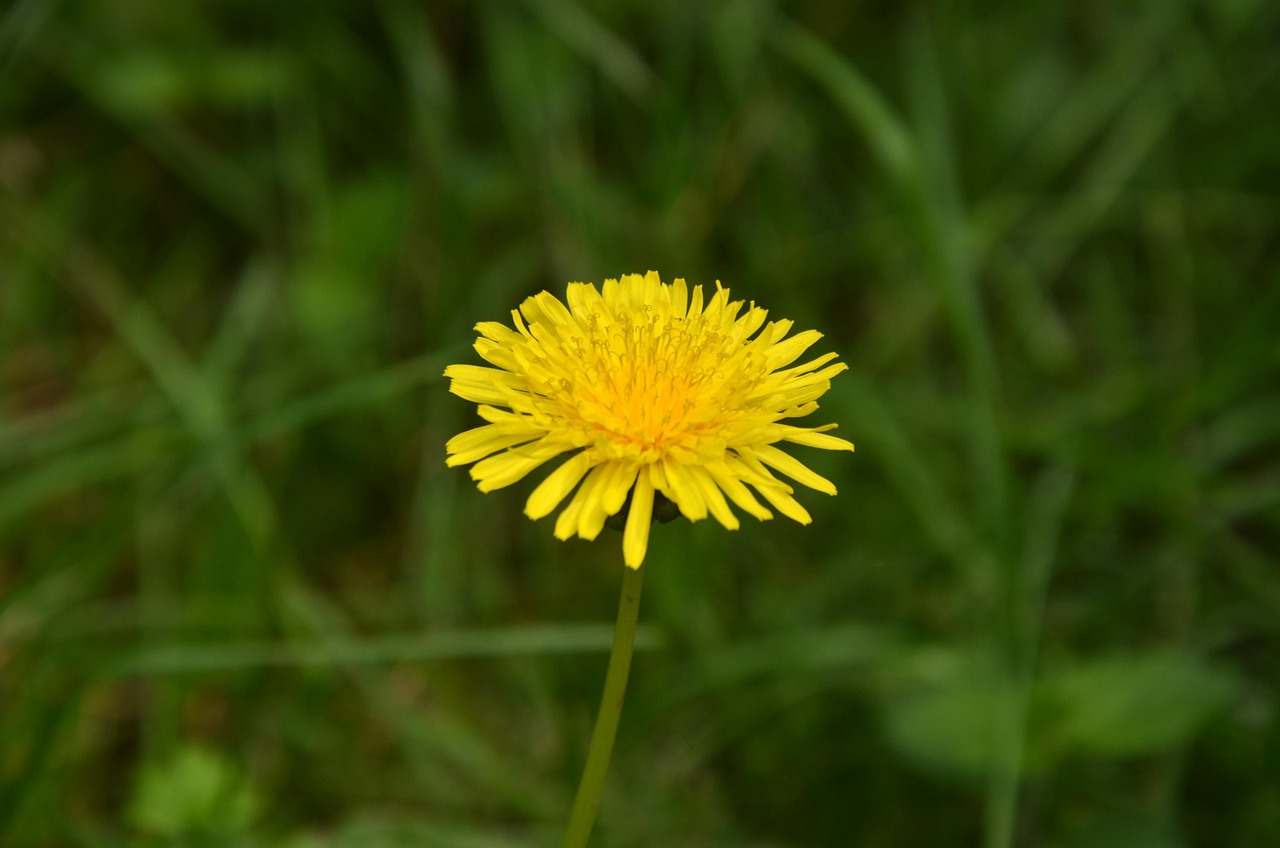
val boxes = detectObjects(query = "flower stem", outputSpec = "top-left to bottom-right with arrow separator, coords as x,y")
561,564 -> 646,848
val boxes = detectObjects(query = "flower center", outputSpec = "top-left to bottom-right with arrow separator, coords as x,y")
534,306 -> 766,461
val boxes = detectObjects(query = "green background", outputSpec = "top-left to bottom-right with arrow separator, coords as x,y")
3,1 -> 1278,846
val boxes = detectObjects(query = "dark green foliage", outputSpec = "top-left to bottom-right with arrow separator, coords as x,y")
2,1 -> 1277,845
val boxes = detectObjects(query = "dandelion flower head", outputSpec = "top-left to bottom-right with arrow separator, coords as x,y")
444,271 -> 854,568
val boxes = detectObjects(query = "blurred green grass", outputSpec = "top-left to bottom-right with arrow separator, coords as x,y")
2,1 -> 1279,846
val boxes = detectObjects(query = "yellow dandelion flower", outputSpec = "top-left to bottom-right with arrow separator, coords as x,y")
444,271 -> 854,568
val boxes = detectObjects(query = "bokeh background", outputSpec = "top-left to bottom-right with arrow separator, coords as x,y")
3,1 -> 1279,846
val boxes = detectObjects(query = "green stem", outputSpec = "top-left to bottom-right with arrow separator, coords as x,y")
561,564 -> 646,848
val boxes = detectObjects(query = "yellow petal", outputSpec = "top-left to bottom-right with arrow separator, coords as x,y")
754,482 -> 813,524
475,321 -> 523,343
725,453 -> 794,495
775,351 -> 840,380
471,442 -> 563,492
705,460 -> 773,521
579,462 -> 637,541
444,364 -> 517,406
600,277 -> 622,310
661,458 -> 708,521
475,404 -> 522,424
765,329 -> 823,369
525,452 -> 594,519
780,428 -> 855,452
446,424 -> 542,467
669,277 -> 688,318
520,290 -> 575,329
565,282 -> 610,322
731,304 -> 769,344
474,338 -> 520,370
689,465 -> 739,530
623,469 -> 656,568
555,466 -> 605,539
701,285 -> 731,324
687,283 -> 705,318
751,444 -> 838,494
600,461 -> 639,515
638,271 -> 661,311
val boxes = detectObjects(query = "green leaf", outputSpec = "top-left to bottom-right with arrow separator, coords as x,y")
128,746 -> 261,838
1046,813 -> 1186,848
884,679 -> 1007,777
881,648 -> 1237,780
1047,650 -> 1237,757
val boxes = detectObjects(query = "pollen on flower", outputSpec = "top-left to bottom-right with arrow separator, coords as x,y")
444,271 -> 854,568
